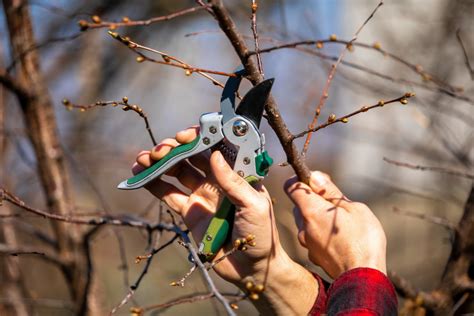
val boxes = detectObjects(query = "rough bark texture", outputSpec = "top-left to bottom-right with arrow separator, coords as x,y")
2,0 -> 95,314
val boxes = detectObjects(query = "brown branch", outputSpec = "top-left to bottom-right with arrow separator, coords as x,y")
208,234 -> 256,270
209,0 -> 311,183
135,292 -> 244,314
0,243 -> 64,267
183,30 -> 472,104
2,1 -> 94,313
1,187 -> 235,314
62,97 -> 157,146
1,188 -> 176,231
302,0 -> 384,155
246,35 -> 473,105
292,93 -> 414,140
250,1 -> 263,76
383,157 -> 474,180
0,68 -> 32,103
456,29 -> 474,80
181,233 -> 236,316
170,264 -> 197,287
108,31 -> 235,88
77,5 -> 207,31
252,39 -> 462,94
111,234 -> 181,314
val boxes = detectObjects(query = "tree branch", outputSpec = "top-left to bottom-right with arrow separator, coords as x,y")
302,0 -> 384,155
209,0 -> 311,182
77,5 -> 207,31
384,157 -> 474,180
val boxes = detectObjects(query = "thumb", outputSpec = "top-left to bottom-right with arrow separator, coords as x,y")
210,151 -> 260,207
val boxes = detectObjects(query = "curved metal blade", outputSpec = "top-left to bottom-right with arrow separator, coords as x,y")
235,78 -> 274,128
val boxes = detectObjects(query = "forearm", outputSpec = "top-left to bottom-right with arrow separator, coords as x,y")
239,250 -> 319,315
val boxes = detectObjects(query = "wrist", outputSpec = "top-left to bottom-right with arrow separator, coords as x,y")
238,248 -> 319,315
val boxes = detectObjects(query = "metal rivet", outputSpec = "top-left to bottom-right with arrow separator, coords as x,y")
209,126 -> 217,134
203,137 -> 210,145
237,170 -> 244,177
232,120 -> 248,136
243,157 -> 251,165
206,235 -> 213,241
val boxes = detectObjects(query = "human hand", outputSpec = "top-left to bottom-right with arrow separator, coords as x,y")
284,171 -> 387,279
133,127 -> 318,314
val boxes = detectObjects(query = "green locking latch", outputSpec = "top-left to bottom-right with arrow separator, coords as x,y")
255,151 -> 273,177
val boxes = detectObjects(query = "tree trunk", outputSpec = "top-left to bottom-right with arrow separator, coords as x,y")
2,0 -> 97,314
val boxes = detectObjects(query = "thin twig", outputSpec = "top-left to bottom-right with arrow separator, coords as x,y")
108,31 -> 236,84
62,97 -> 157,146
181,236 -> 236,316
135,292 -> 244,314
170,264 -> 197,287
250,1 -> 264,76
292,93 -> 414,140
456,29 -> 474,80
186,32 -> 471,104
383,157 -> 474,180
392,207 -> 456,231
110,235 -> 181,315
77,6 -> 207,31
208,235 -> 256,270
302,0 -> 384,155
0,243 -> 63,267
1,188 -> 174,231
251,38 -> 462,93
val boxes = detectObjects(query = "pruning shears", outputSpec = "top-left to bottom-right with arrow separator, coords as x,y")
117,68 -> 274,262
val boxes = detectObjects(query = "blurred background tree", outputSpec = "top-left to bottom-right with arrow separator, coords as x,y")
0,0 -> 472,315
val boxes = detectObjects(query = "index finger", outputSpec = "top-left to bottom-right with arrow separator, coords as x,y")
175,125 -> 199,144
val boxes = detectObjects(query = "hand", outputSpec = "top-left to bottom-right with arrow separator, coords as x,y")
284,171 -> 387,279
133,127 -> 318,315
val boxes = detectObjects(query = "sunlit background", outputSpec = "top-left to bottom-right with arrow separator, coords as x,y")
1,0 -> 473,314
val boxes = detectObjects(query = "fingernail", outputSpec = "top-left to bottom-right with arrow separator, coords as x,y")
311,172 -> 327,187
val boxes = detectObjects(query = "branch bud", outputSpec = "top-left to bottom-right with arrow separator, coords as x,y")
91,15 -> 101,24
249,293 -> 259,300
77,20 -> 89,31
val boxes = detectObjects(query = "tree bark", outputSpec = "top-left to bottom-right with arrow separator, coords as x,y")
2,0 -> 96,314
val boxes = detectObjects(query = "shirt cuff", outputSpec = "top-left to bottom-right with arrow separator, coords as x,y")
326,267 -> 398,316
308,273 -> 328,315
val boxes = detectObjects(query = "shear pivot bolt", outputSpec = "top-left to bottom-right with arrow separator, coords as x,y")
203,137 -> 210,145
209,126 -> 217,134
206,235 -> 213,241
233,120 -> 248,136
243,157 -> 251,165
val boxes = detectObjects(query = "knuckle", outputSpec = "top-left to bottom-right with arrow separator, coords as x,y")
312,170 -> 331,181
283,176 -> 298,193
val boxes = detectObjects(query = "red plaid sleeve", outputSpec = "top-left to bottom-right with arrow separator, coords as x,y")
309,268 -> 398,316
